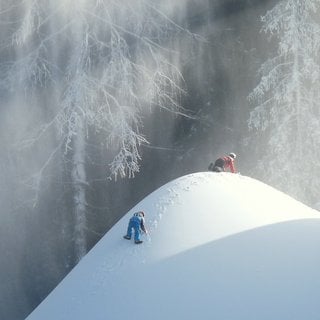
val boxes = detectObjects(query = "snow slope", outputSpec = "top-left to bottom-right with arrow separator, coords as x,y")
26,172 -> 320,320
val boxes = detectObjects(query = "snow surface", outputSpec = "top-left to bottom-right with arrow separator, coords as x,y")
26,172 -> 320,320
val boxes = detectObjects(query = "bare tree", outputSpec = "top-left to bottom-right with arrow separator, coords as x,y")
248,0 -> 320,205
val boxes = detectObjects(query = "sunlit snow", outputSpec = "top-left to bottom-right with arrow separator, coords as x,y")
26,172 -> 320,320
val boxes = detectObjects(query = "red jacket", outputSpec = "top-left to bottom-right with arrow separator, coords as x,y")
222,156 -> 236,173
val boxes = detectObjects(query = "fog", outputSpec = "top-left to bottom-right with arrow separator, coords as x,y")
0,0 -> 319,319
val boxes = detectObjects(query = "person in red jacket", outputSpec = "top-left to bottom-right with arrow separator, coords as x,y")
208,153 -> 237,173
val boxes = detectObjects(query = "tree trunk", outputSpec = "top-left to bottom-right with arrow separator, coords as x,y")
72,117 -> 87,262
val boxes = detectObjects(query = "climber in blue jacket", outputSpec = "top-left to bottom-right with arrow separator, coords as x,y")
123,211 -> 147,244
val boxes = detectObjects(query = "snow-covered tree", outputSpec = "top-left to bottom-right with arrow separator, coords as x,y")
5,0 -> 190,177
0,0 -> 196,260
248,0 -> 320,206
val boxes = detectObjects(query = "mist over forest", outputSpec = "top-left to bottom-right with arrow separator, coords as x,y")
0,0 -> 319,319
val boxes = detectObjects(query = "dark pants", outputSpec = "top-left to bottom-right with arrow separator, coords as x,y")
209,158 -> 225,172
213,166 -> 224,172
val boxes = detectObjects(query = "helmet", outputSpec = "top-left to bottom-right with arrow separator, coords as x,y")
229,152 -> 236,159
134,211 -> 144,217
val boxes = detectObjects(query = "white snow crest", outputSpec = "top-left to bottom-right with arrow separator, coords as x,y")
26,172 -> 320,320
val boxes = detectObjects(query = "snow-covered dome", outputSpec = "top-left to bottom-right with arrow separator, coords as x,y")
26,172 -> 320,320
